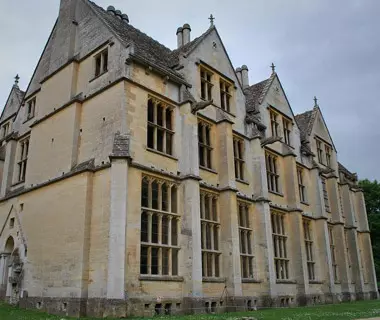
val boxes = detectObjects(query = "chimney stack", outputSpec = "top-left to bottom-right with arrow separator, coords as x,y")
241,65 -> 249,88
235,68 -> 242,86
182,23 -> 191,45
107,6 -> 116,15
176,27 -> 183,48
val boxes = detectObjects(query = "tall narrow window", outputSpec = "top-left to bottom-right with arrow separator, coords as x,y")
238,202 -> 254,279
200,68 -> 213,100
140,176 -> 179,276
147,97 -> 174,155
329,226 -> 338,282
269,109 -> 279,137
200,191 -> 220,278
316,140 -> 323,164
198,120 -> 212,169
297,167 -> 306,203
17,138 -> 29,182
271,211 -> 289,280
321,177 -> 330,212
220,79 -> 231,112
345,230 -> 354,283
266,152 -> 280,193
325,145 -> 331,167
282,118 -> 291,146
26,98 -> 36,120
2,122 -> 9,138
94,49 -> 108,77
233,137 -> 245,180
303,219 -> 315,281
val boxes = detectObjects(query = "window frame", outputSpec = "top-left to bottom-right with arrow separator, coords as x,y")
200,67 -> 213,101
26,97 -> 36,120
282,117 -> 292,146
325,145 -> 332,167
321,177 -> 330,212
198,119 -> 213,169
328,226 -> 338,282
266,152 -> 280,194
140,175 -> 180,276
94,48 -> 108,78
16,137 -> 30,183
269,109 -> 280,137
233,136 -> 245,181
219,78 -> 232,113
147,97 -> 174,156
238,202 -> 254,279
271,211 -> 289,280
303,219 -> 315,281
200,190 -> 221,278
297,166 -> 307,203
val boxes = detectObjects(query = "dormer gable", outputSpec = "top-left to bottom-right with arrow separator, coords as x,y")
0,80 -> 25,125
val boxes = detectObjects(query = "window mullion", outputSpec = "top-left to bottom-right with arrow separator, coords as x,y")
153,102 -> 158,149
148,212 -> 153,243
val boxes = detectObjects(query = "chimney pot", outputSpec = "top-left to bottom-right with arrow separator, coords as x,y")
107,5 -> 116,14
235,68 -> 242,86
182,23 -> 191,45
241,65 -> 249,88
121,13 -> 129,23
115,10 -> 122,19
176,27 -> 183,48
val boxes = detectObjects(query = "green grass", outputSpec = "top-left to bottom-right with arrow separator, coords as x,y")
1,300 -> 380,320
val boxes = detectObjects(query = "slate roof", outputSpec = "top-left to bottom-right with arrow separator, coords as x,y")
338,162 -> 357,180
243,71 -> 278,113
88,1 -> 184,79
294,108 -> 317,141
0,85 -> 25,123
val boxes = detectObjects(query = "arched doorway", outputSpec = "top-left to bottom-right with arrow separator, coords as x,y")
0,236 -> 14,298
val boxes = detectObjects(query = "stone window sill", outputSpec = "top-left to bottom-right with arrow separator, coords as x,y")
309,280 -> 323,284
300,201 -> 310,206
334,281 -> 341,284
89,70 -> 108,83
236,178 -> 249,185
199,166 -> 217,175
269,190 -> 284,197
242,279 -> 261,284
276,280 -> 297,284
139,275 -> 184,282
146,147 -> 178,161
202,277 -> 226,283
11,180 -> 25,188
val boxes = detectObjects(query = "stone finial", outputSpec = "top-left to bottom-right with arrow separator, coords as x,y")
209,14 -> 215,26
14,74 -> 20,86
271,62 -> 276,74
314,96 -> 318,107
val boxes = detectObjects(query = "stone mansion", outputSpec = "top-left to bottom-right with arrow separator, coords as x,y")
0,0 -> 377,317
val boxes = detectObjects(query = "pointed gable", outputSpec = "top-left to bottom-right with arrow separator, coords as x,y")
295,108 -> 317,142
0,84 -> 25,123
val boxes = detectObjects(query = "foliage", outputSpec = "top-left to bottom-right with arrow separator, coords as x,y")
359,179 -> 380,281
2,300 -> 380,320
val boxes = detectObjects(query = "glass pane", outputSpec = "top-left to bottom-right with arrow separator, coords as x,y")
171,219 -> 178,246
166,133 -> 172,155
172,249 -> 178,276
166,109 -> 172,130
151,247 -> 159,275
171,187 -> 177,213
161,184 -> 168,211
148,99 -> 154,122
147,125 -> 154,149
141,179 -> 149,207
152,181 -> 159,209
162,216 -> 169,245
152,214 -> 158,243
141,212 -> 148,242
157,104 -> 163,126
140,246 -> 148,274
162,248 -> 169,275
157,129 -> 164,152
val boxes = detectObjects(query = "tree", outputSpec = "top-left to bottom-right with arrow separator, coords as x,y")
359,179 -> 380,283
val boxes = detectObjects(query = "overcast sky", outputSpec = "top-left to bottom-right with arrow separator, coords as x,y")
0,0 -> 379,180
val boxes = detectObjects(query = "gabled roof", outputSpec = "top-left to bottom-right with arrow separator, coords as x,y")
244,78 -> 272,113
0,85 -> 25,123
169,26 -> 215,67
88,1 -> 184,80
338,162 -> 357,180
295,107 -> 317,141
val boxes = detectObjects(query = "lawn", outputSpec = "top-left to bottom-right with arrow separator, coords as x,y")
1,300 -> 380,320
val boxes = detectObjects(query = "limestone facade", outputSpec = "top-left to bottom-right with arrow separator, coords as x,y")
0,0 -> 377,317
